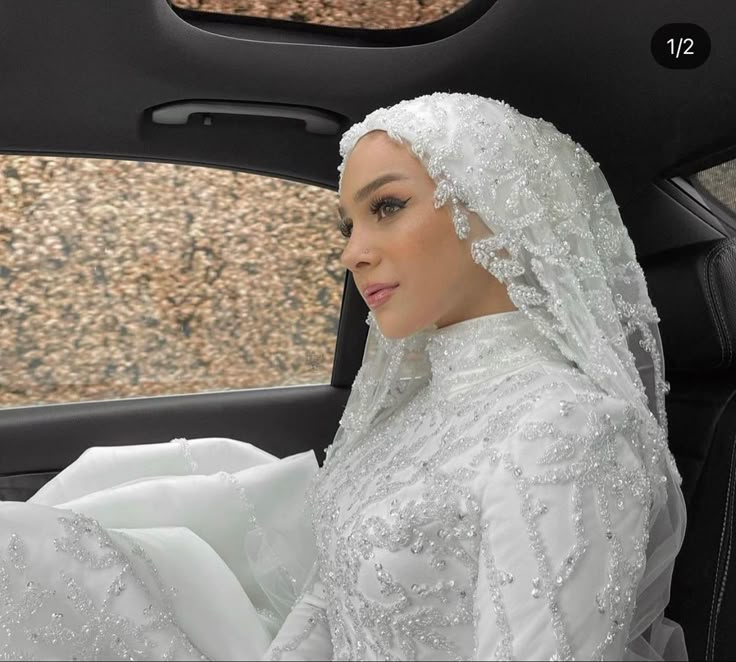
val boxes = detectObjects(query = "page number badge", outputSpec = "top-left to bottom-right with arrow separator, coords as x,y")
651,24 -> 710,69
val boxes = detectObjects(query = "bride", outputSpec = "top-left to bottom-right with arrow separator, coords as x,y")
0,93 -> 687,661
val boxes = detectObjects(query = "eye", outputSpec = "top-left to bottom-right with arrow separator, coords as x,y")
337,196 -> 410,239
369,195 -> 408,219
337,217 -> 353,239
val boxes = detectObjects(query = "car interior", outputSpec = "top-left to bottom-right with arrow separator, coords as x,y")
1,0 -> 735,659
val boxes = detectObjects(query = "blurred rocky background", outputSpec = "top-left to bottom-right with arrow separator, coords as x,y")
174,0 -> 468,28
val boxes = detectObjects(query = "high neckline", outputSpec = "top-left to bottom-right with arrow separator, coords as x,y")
427,310 -> 525,339
425,310 -> 570,393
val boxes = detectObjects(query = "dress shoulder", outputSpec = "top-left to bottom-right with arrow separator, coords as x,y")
467,363 -> 651,659
502,363 -> 647,478
443,362 -> 645,481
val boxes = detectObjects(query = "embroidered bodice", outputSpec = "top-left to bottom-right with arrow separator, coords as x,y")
265,310 -> 652,661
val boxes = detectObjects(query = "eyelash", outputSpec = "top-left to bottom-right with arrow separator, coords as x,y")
337,195 -> 409,239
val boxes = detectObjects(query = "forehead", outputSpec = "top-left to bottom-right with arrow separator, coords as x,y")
338,136 -> 416,217
342,131 -> 413,175
340,132 -> 426,200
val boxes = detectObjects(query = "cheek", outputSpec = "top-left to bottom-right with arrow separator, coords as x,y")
396,207 -> 461,282
396,229 -> 435,270
402,228 -> 458,288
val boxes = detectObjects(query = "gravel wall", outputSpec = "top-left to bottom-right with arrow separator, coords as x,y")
173,0 -> 468,29
0,158 -> 344,408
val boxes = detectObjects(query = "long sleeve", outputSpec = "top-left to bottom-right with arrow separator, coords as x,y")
263,560 -> 333,661
471,390 -> 650,660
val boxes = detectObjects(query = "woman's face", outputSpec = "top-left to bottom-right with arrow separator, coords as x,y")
338,130 -> 516,339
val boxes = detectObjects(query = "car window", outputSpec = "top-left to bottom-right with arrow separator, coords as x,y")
688,158 -> 736,218
0,155 -> 344,409
170,0 -> 470,29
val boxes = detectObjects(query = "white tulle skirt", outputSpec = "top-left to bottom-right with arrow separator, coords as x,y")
0,437 -> 320,661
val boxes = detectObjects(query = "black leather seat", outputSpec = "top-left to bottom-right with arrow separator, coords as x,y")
642,237 -> 736,661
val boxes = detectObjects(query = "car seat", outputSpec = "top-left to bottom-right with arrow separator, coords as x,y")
642,237 -> 736,661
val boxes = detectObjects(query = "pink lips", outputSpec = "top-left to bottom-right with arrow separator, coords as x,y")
366,285 -> 398,308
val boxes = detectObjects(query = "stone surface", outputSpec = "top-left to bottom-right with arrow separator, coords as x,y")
0,158 -> 343,407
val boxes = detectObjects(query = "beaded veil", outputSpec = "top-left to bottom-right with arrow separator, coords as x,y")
332,93 -> 687,660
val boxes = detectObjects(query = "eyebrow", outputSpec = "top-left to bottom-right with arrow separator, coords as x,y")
337,172 -> 409,220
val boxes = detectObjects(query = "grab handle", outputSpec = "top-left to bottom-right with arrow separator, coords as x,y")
151,100 -> 342,135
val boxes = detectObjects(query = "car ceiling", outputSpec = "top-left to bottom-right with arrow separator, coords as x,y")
0,0 -> 734,211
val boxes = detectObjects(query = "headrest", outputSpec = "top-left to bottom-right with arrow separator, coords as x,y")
641,238 -> 736,374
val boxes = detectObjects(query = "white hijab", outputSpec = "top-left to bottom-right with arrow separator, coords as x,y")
332,92 -> 687,660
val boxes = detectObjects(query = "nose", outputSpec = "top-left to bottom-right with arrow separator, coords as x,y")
340,236 -> 373,272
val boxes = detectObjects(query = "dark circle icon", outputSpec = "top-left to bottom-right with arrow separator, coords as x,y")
651,24 -> 710,69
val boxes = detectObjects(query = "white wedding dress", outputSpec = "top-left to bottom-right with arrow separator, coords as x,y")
0,311 -> 685,660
